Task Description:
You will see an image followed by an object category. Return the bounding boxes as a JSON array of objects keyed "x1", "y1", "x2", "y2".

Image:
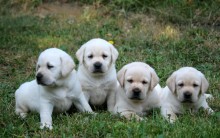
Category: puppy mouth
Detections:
[
  {"x1": 37, "y1": 80, "x2": 48, "y2": 86},
  {"x1": 130, "y1": 97, "x2": 142, "y2": 100},
  {"x1": 129, "y1": 89, "x2": 143, "y2": 100},
  {"x1": 129, "y1": 95, "x2": 143, "y2": 100},
  {"x1": 92, "y1": 69, "x2": 104, "y2": 73},
  {"x1": 181, "y1": 99, "x2": 194, "y2": 103},
  {"x1": 37, "y1": 79, "x2": 54, "y2": 86}
]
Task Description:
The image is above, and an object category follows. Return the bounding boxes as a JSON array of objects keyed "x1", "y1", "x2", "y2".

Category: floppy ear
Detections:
[
  {"x1": 200, "y1": 73, "x2": 209, "y2": 94},
  {"x1": 166, "y1": 72, "x2": 176, "y2": 93},
  {"x1": 60, "y1": 54, "x2": 75, "y2": 77},
  {"x1": 117, "y1": 66, "x2": 127, "y2": 87},
  {"x1": 150, "y1": 68, "x2": 159, "y2": 90},
  {"x1": 76, "y1": 44, "x2": 86, "y2": 64},
  {"x1": 36, "y1": 54, "x2": 41, "y2": 72},
  {"x1": 110, "y1": 45, "x2": 119, "y2": 63},
  {"x1": 36, "y1": 61, "x2": 39, "y2": 72}
]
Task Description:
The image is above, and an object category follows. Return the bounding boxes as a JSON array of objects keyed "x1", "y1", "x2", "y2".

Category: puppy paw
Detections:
[
  {"x1": 167, "y1": 114, "x2": 177, "y2": 124},
  {"x1": 16, "y1": 112, "x2": 27, "y2": 119},
  {"x1": 136, "y1": 111, "x2": 148, "y2": 117},
  {"x1": 169, "y1": 118, "x2": 176, "y2": 124},
  {"x1": 16, "y1": 110, "x2": 27, "y2": 118},
  {"x1": 124, "y1": 113, "x2": 143, "y2": 121},
  {"x1": 88, "y1": 111, "x2": 96, "y2": 114},
  {"x1": 40, "y1": 122, "x2": 53, "y2": 130},
  {"x1": 136, "y1": 116, "x2": 144, "y2": 121},
  {"x1": 91, "y1": 112, "x2": 97, "y2": 116},
  {"x1": 205, "y1": 94, "x2": 214, "y2": 100},
  {"x1": 207, "y1": 108, "x2": 214, "y2": 115},
  {"x1": 19, "y1": 113, "x2": 27, "y2": 118}
]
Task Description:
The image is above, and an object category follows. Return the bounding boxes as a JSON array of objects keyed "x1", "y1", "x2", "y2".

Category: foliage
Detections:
[{"x1": 0, "y1": 0, "x2": 220, "y2": 137}]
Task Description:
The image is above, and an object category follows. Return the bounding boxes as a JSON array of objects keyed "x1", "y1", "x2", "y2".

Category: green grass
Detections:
[{"x1": 0, "y1": 0, "x2": 220, "y2": 137}]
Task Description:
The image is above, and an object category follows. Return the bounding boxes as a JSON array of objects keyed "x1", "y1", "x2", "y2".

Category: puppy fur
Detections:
[
  {"x1": 15, "y1": 48, "x2": 93, "y2": 130},
  {"x1": 114, "y1": 62, "x2": 161, "y2": 120},
  {"x1": 160, "y1": 67, "x2": 214, "y2": 123},
  {"x1": 76, "y1": 38, "x2": 119, "y2": 112}
]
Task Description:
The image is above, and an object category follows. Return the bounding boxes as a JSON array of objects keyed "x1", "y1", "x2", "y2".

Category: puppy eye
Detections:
[
  {"x1": 88, "y1": 55, "x2": 93, "y2": 59},
  {"x1": 178, "y1": 83, "x2": 184, "y2": 87},
  {"x1": 47, "y1": 64, "x2": 54, "y2": 69},
  {"x1": 37, "y1": 65, "x2": 40, "y2": 69},
  {"x1": 193, "y1": 84, "x2": 199, "y2": 87},
  {"x1": 102, "y1": 54, "x2": 108, "y2": 58},
  {"x1": 142, "y1": 81, "x2": 148, "y2": 84},
  {"x1": 127, "y1": 79, "x2": 133, "y2": 83}
]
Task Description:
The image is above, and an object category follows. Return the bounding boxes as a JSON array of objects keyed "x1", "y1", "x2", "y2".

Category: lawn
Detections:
[{"x1": 0, "y1": 0, "x2": 220, "y2": 137}]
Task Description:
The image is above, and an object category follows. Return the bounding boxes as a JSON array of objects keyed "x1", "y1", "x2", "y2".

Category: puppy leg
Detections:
[
  {"x1": 161, "y1": 107, "x2": 177, "y2": 123},
  {"x1": 15, "y1": 106, "x2": 28, "y2": 118},
  {"x1": 40, "y1": 102, "x2": 53, "y2": 130},
  {"x1": 120, "y1": 111, "x2": 143, "y2": 121},
  {"x1": 107, "y1": 90, "x2": 116, "y2": 112},
  {"x1": 73, "y1": 93, "x2": 93, "y2": 113},
  {"x1": 201, "y1": 100, "x2": 214, "y2": 114},
  {"x1": 15, "y1": 89, "x2": 29, "y2": 118}
]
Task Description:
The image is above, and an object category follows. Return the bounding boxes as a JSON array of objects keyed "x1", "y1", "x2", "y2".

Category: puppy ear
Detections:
[
  {"x1": 150, "y1": 68, "x2": 159, "y2": 90},
  {"x1": 36, "y1": 62, "x2": 39, "y2": 72},
  {"x1": 200, "y1": 73, "x2": 209, "y2": 94},
  {"x1": 166, "y1": 72, "x2": 176, "y2": 93},
  {"x1": 117, "y1": 66, "x2": 127, "y2": 87},
  {"x1": 60, "y1": 55, "x2": 75, "y2": 77},
  {"x1": 110, "y1": 45, "x2": 119, "y2": 63},
  {"x1": 76, "y1": 44, "x2": 86, "y2": 64}
]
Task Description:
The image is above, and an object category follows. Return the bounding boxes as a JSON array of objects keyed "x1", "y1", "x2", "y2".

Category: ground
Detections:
[{"x1": 0, "y1": 0, "x2": 220, "y2": 137}]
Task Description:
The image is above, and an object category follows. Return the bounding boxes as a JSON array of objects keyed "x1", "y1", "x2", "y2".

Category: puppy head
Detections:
[
  {"x1": 36, "y1": 48, "x2": 75, "y2": 86},
  {"x1": 76, "y1": 38, "x2": 118, "y2": 74},
  {"x1": 166, "y1": 67, "x2": 209, "y2": 103},
  {"x1": 117, "y1": 62, "x2": 159, "y2": 100}
]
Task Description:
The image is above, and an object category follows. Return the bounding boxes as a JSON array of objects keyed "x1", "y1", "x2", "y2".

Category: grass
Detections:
[{"x1": 0, "y1": 0, "x2": 220, "y2": 137}]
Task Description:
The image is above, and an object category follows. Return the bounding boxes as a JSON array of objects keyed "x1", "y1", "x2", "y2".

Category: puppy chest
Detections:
[
  {"x1": 85, "y1": 87, "x2": 109, "y2": 105},
  {"x1": 52, "y1": 92, "x2": 73, "y2": 112},
  {"x1": 53, "y1": 98, "x2": 72, "y2": 112}
]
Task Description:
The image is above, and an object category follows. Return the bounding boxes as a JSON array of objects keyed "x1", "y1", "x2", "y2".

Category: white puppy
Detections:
[
  {"x1": 114, "y1": 62, "x2": 161, "y2": 120},
  {"x1": 15, "y1": 48, "x2": 93, "y2": 130},
  {"x1": 76, "y1": 38, "x2": 119, "y2": 112},
  {"x1": 160, "y1": 67, "x2": 214, "y2": 123}
]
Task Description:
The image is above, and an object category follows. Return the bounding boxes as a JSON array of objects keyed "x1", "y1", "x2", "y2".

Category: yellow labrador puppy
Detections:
[
  {"x1": 15, "y1": 48, "x2": 93, "y2": 130},
  {"x1": 160, "y1": 67, "x2": 214, "y2": 123},
  {"x1": 114, "y1": 62, "x2": 161, "y2": 120},
  {"x1": 76, "y1": 38, "x2": 119, "y2": 112}
]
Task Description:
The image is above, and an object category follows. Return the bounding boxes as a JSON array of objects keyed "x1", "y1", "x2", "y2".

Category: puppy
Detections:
[
  {"x1": 160, "y1": 67, "x2": 214, "y2": 123},
  {"x1": 15, "y1": 48, "x2": 93, "y2": 130},
  {"x1": 114, "y1": 62, "x2": 161, "y2": 120},
  {"x1": 76, "y1": 38, "x2": 119, "y2": 112}
]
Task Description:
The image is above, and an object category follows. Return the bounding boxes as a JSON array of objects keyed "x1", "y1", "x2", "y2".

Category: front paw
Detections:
[
  {"x1": 134, "y1": 116, "x2": 143, "y2": 121},
  {"x1": 19, "y1": 112, "x2": 27, "y2": 119},
  {"x1": 40, "y1": 122, "x2": 53, "y2": 130},
  {"x1": 207, "y1": 108, "x2": 214, "y2": 115},
  {"x1": 167, "y1": 114, "x2": 177, "y2": 123},
  {"x1": 123, "y1": 113, "x2": 143, "y2": 121}
]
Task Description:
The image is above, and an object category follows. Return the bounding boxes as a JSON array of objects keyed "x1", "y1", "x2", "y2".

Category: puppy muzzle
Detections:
[
  {"x1": 36, "y1": 73, "x2": 44, "y2": 84},
  {"x1": 93, "y1": 62, "x2": 103, "y2": 73},
  {"x1": 182, "y1": 91, "x2": 193, "y2": 103},
  {"x1": 130, "y1": 88, "x2": 142, "y2": 100},
  {"x1": 36, "y1": 73, "x2": 51, "y2": 86}
]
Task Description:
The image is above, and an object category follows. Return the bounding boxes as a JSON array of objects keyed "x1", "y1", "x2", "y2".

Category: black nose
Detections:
[
  {"x1": 184, "y1": 92, "x2": 192, "y2": 99},
  {"x1": 94, "y1": 62, "x2": 102, "y2": 69},
  {"x1": 36, "y1": 73, "x2": 43, "y2": 81},
  {"x1": 132, "y1": 88, "x2": 141, "y2": 96}
]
